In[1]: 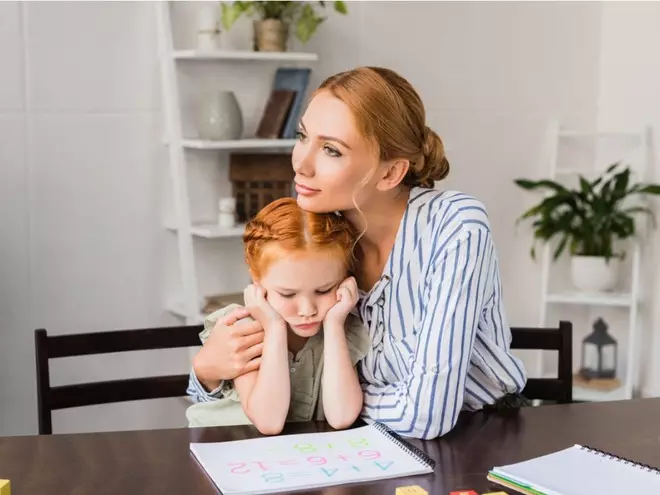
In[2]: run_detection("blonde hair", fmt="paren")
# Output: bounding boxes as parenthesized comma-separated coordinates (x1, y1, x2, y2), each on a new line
(314, 66, 450, 189)
(243, 198, 356, 279)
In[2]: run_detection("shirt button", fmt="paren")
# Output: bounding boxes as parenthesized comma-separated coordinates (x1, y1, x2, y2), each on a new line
(431, 366, 438, 373)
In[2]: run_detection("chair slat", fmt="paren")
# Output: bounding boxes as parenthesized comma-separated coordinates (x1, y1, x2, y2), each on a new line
(50, 375, 190, 410)
(45, 325, 203, 358)
(34, 325, 205, 435)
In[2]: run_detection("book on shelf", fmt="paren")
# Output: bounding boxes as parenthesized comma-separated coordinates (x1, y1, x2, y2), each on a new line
(271, 67, 312, 139)
(255, 89, 296, 139)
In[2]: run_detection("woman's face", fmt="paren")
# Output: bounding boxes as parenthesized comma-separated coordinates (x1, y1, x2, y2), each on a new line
(291, 91, 381, 213)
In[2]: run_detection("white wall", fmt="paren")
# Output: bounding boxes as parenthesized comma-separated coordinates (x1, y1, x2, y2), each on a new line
(596, 1, 660, 396)
(2, 0, 649, 436)
(0, 1, 191, 436)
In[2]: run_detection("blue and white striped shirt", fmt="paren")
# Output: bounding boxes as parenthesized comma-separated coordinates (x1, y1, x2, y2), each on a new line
(187, 187, 527, 439)
(353, 187, 526, 439)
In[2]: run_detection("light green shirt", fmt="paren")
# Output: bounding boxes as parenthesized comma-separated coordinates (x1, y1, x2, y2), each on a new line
(186, 303, 370, 428)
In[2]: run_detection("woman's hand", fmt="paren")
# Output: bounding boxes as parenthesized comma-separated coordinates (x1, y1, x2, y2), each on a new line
(192, 307, 265, 392)
(243, 284, 286, 331)
(324, 276, 359, 327)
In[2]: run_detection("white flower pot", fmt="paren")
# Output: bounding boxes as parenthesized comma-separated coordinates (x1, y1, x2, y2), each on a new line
(570, 255, 620, 292)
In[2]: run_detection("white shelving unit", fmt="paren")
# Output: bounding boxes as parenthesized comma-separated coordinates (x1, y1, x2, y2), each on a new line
(155, 3, 317, 325)
(535, 120, 655, 402)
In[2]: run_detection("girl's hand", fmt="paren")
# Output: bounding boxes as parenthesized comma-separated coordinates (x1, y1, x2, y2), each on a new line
(324, 276, 359, 327)
(243, 284, 286, 330)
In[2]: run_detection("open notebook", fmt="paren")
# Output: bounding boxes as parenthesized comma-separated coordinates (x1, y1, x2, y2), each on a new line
(190, 423, 435, 494)
(488, 444, 660, 495)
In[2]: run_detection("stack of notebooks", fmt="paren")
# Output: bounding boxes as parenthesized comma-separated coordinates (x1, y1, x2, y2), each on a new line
(488, 444, 660, 495)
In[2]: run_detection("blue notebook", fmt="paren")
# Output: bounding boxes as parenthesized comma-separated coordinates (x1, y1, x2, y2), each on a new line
(272, 67, 311, 139)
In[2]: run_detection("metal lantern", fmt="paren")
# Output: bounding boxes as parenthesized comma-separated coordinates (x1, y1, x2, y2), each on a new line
(579, 317, 617, 379)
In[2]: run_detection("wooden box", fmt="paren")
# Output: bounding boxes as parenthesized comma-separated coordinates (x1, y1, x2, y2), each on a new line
(229, 153, 295, 223)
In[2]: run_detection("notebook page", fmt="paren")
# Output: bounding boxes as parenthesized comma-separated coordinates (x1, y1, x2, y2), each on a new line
(190, 424, 433, 495)
(492, 444, 660, 495)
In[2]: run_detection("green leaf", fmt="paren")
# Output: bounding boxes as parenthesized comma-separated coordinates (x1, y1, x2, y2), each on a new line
(221, 2, 252, 30)
(637, 184, 660, 195)
(514, 178, 567, 193)
(295, 3, 325, 43)
(553, 234, 569, 260)
(334, 0, 348, 14)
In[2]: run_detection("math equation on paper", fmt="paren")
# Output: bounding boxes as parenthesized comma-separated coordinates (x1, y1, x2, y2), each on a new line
(190, 425, 432, 493)
(228, 437, 392, 483)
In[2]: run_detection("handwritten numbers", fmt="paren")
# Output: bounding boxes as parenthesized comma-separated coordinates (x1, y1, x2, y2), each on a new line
(351, 465, 362, 472)
(358, 450, 381, 460)
(252, 461, 269, 471)
(261, 472, 284, 483)
(336, 454, 350, 462)
(306, 456, 327, 466)
(348, 437, 369, 448)
(321, 468, 339, 477)
(293, 443, 317, 454)
(227, 462, 249, 474)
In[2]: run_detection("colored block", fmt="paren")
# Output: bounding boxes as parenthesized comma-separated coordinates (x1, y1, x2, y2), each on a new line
(449, 491, 478, 495)
(482, 492, 508, 495)
(0, 480, 10, 495)
(395, 486, 428, 495)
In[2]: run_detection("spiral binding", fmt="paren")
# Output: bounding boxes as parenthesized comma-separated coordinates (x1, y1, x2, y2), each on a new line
(579, 445, 660, 475)
(371, 422, 436, 470)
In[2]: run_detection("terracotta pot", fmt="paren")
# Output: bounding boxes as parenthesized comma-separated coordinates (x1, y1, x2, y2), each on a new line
(253, 19, 289, 52)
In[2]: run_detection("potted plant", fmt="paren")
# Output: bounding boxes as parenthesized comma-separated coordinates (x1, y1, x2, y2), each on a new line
(514, 162, 660, 292)
(221, 1, 348, 52)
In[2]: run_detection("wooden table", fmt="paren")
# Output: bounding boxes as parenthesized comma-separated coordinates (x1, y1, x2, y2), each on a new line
(2, 398, 660, 494)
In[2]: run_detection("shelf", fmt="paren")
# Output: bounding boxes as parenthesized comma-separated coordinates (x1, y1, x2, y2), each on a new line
(166, 300, 205, 325)
(181, 138, 297, 150)
(173, 49, 318, 62)
(166, 292, 245, 325)
(165, 221, 245, 239)
(573, 384, 629, 402)
(545, 290, 633, 307)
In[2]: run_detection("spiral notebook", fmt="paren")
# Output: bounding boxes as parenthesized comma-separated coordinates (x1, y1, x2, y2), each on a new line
(190, 423, 435, 494)
(488, 444, 660, 495)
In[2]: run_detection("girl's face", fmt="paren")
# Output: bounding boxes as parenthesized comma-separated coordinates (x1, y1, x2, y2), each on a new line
(291, 91, 382, 214)
(257, 251, 347, 338)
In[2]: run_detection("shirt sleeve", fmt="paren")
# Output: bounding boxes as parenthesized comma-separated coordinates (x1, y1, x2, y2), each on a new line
(360, 226, 493, 439)
(185, 303, 246, 403)
(186, 368, 227, 403)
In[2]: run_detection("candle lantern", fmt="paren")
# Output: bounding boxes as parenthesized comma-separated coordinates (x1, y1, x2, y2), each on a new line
(579, 317, 617, 380)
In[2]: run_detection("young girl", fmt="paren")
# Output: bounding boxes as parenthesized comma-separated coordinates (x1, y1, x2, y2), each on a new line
(186, 198, 370, 434)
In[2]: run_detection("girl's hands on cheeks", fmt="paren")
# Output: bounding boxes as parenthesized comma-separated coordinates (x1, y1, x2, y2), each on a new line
(243, 284, 286, 331)
(324, 276, 359, 327)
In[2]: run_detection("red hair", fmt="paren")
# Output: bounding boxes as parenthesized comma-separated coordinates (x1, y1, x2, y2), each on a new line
(243, 198, 356, 279)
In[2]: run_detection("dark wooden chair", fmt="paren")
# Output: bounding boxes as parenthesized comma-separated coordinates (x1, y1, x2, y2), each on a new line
(510, 320, 573, 404)
(34, 324, 203, 435)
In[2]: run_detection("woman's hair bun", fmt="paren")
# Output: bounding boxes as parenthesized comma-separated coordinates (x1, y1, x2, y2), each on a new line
(405, 126, 449, 188)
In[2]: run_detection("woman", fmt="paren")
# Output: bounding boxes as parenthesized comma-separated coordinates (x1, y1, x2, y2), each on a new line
(188, 66, 527, 440)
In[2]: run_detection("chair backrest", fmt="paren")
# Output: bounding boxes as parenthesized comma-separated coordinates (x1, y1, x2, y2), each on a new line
(510, 320, 573, 404)
(34, 324, 203, 435)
